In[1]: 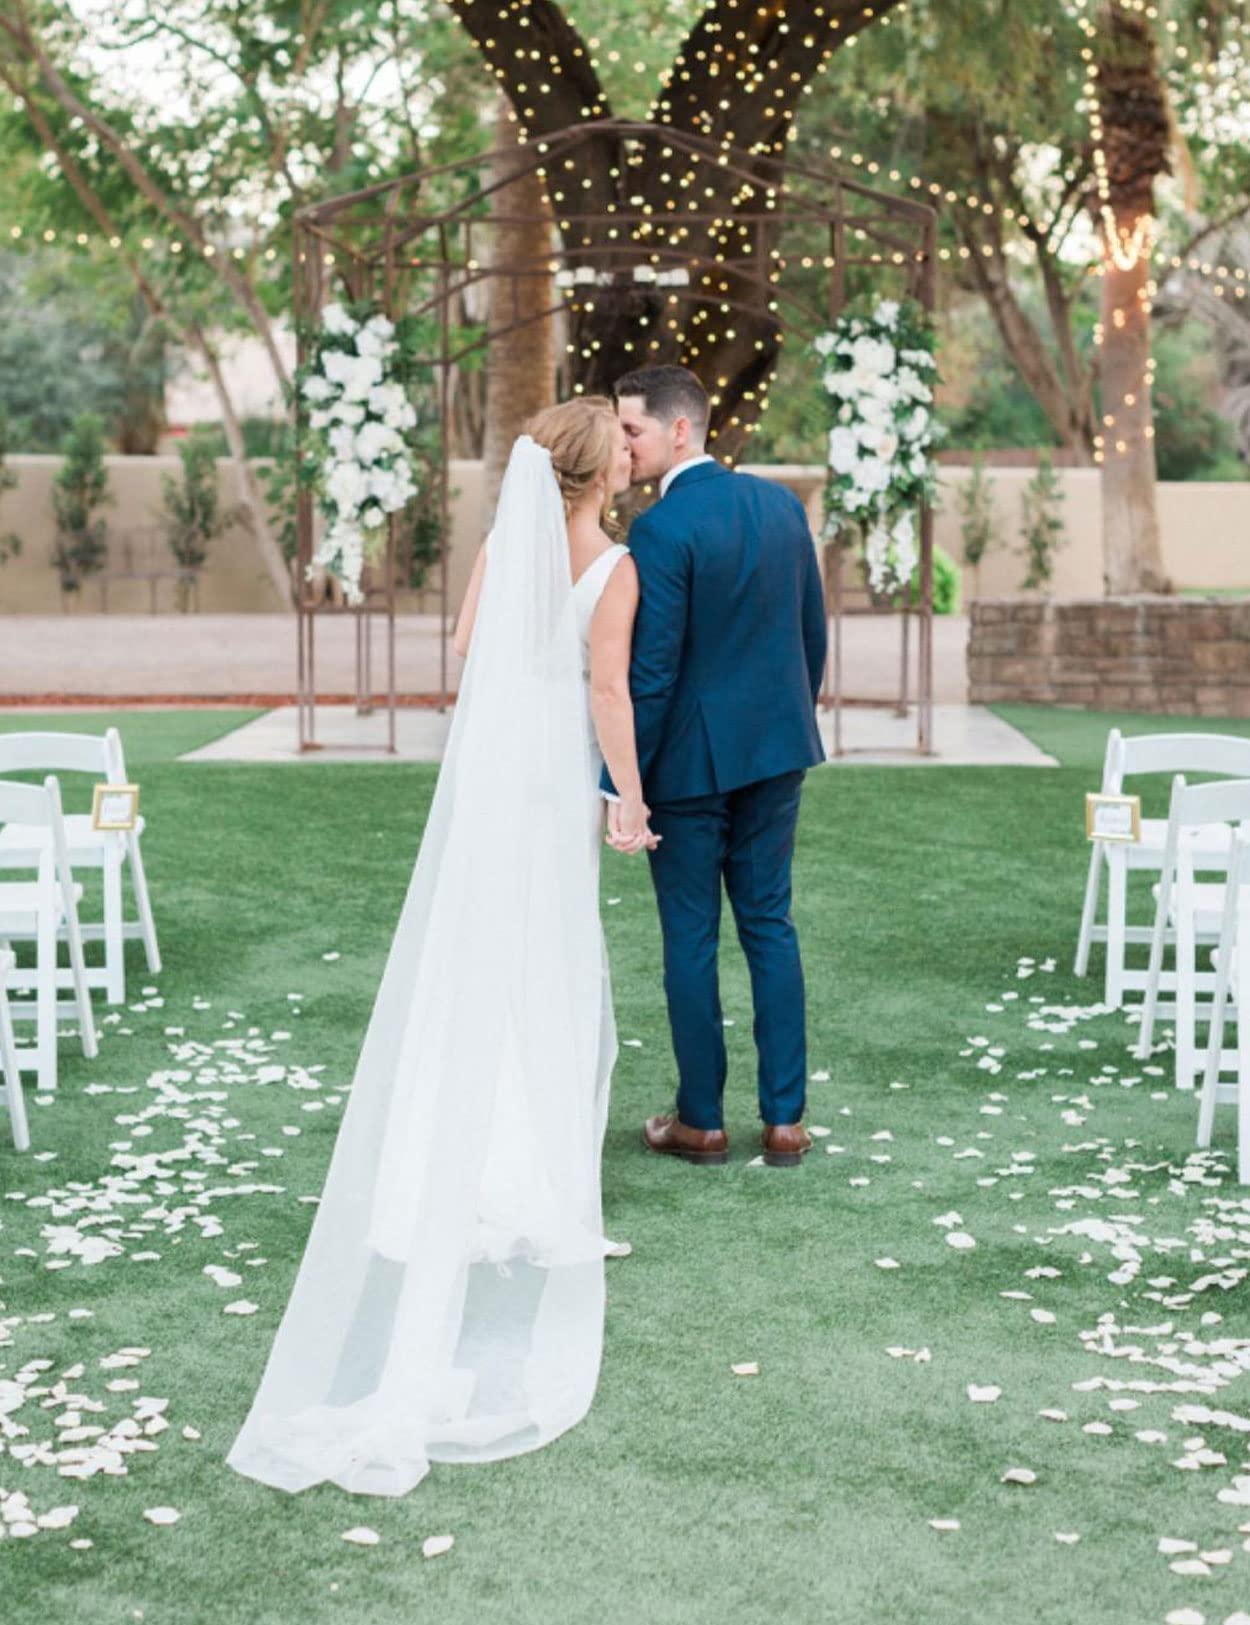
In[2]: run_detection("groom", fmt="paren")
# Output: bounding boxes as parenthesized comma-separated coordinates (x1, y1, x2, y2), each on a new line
(606, 366, 828, 1168)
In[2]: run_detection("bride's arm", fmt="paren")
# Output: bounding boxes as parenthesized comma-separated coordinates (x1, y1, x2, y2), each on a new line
(590, 557, 650, 847)
(453, 544, 488, 658)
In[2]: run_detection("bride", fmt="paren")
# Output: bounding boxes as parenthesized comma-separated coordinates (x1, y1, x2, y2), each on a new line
(228, 397, 651, 1496)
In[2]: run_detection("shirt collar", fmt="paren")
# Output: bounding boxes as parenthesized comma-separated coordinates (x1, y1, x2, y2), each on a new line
(659, 453, 716, 498)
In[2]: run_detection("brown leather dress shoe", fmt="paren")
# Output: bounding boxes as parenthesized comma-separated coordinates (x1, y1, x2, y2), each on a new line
(761, 1122, 812, 1168)
(643, 1113, 729, 1165)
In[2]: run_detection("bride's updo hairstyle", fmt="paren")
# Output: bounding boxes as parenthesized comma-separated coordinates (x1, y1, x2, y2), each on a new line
(524, 396, 619, 525)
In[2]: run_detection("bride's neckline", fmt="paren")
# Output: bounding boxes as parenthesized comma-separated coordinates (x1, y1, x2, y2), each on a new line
(570, 539, 622, 589)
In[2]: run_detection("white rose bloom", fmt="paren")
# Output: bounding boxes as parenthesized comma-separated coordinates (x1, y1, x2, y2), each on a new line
(328, 424, 357, 461)
(813, 332, 836, 357)
(858, 393, 891, 429)
(321, 303, 356, 336)
(828, 426, 859, 475)
(356, 328, 390, 358)
(823, 368, 846, 396)
(877, 430, 900, 464)
(851, 336, 895, 376)
(309, 409, 331, 430)
(355, 421, 401, 465)
(344, 356, 383, 402)
(903, 406, 930, 441)
(364, 313, 395, 340)
(386, 400, 417, 431)
(839, 403, 854, 424)
(326, 463, 367, 513)
(331, 401, 367, 426)
(367, 383, 404, 416)
(892, 511, 918, 581)
(876, 300, 900, 327)
(322, 350, 359, 388)
(303, 375, 334, 404)
(360, 504, 385, 530)
(853, 456, 892, 496)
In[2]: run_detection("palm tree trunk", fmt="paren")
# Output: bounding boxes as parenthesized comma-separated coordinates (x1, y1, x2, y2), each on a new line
(1095, 2, 1172, 594)
(482, 96, 557, 517)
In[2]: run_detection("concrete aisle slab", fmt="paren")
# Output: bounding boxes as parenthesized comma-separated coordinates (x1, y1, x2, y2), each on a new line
(820, 703, 1058, 766)
(180, 705, 453, 762)
(181, 702, 1055, 767)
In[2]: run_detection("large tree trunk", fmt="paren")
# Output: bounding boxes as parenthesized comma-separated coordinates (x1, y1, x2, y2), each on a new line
(449, 0, 903, 458)
(1095, 2, 1172, 594)
(482, 97, 557, 516)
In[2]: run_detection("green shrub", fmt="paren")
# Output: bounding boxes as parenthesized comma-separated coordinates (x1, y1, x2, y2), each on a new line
(904, 541, 961, 615)
(1018, 453, 1066, 590)
(0, 409, 20, 567)
(51, 412, 110, 595)
(159, 433, 244, 607)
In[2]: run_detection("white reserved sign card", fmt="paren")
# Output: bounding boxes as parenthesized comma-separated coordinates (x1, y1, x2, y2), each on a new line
(1085, 792, 1141, 844)
(91, 783, 140, 832)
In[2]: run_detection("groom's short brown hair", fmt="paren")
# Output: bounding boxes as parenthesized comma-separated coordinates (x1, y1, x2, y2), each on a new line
(613, 365, 709, 438)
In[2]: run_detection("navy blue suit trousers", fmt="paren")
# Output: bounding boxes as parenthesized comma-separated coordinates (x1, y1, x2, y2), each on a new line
(646, 770, 807, 1130)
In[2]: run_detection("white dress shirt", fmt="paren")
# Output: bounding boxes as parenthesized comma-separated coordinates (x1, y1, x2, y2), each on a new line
(659, 453, 716, 498)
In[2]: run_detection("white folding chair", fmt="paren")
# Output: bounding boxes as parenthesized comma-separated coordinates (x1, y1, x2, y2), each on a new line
(1135, 776, 1250, 1088)
(0, 776, 98, 1092)
(1075, 730, 1250, 1008)
(1196, 827, 1250, 1183)
(0, 728, 160, 1004)
(0, 946, 29, 1152)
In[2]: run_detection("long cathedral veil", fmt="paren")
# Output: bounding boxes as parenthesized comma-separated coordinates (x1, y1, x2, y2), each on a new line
(227, 436, 612, 1496)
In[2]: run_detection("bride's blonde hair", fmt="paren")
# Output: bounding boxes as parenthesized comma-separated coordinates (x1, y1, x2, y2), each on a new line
(525, 396, 620, 527)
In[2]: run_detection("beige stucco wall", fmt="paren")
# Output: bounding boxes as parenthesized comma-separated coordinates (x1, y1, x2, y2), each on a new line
(0, 456, 289, 614)
(933, 466, 1250, 600)
(1, 454, 1246, 615)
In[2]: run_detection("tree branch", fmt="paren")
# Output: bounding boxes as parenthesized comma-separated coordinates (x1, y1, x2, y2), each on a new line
(4, 0, 290, 393)
(656, 0, 908, 151)
(444, 0, 609, 135)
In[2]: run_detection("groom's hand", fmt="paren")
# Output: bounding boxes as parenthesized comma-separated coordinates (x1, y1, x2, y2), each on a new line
(607, 795, 660, 855)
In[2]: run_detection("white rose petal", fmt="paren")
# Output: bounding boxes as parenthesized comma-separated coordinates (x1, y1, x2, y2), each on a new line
(223, 1300, 259, 1316)
(143, 1507, 181, 1526)
(731, 1362, 760, 1377)
(342, 1526, 380, 1546)
(423, 1534, 455, 1559)
(967, 1385, 1001, 1403)
(1001, 1467, 1036, 1485)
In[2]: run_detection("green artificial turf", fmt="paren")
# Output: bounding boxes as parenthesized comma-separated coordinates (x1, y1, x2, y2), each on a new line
(1, 709, 1248, 1625)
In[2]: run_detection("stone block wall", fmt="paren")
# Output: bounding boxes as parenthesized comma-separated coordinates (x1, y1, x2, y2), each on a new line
(968, 596, 1250, 716)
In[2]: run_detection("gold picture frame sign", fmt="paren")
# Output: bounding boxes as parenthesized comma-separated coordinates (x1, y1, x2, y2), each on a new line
(1085, 792, 1141, 844)
(91, 782, 140, 833)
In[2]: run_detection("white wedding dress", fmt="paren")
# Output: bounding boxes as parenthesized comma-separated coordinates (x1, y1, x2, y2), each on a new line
(227, 438, 628, 1497)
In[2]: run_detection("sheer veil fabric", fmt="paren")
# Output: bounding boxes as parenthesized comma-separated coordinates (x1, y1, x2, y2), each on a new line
(227, 436, 615, 1496)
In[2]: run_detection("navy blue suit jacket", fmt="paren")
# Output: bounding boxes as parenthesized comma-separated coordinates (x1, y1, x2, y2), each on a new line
(603, 461, 828, 805)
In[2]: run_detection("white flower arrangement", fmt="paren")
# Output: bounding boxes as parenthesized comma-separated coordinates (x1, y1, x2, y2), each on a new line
(300, 303, 418, 605)
(554, 265, 691, 289)
(815, 297, 941, 597)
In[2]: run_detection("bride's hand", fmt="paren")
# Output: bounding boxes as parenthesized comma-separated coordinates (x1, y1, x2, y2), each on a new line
(608, 795, 660, 855)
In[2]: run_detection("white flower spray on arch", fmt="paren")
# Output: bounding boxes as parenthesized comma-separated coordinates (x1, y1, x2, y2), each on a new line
(299, 303, 418, 605)
(815, 297, 942, 598)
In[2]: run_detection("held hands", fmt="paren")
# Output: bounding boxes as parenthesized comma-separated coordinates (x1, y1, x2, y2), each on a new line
(606, 794, 661, 856)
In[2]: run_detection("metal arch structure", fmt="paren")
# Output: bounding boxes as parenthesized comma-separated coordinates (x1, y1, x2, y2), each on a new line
(290, 119, 939, 756)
